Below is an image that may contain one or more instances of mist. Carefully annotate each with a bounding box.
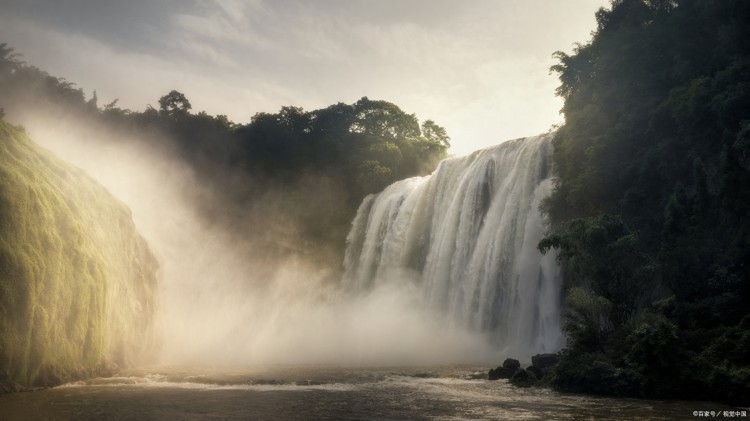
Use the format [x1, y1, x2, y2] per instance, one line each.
[17, 111, 501, 368]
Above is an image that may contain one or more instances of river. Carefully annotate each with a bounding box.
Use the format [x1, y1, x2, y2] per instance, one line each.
[0, 365, 725, 420]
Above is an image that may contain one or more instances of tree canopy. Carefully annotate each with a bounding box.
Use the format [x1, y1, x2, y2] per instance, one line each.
[158, 90, 192, 118]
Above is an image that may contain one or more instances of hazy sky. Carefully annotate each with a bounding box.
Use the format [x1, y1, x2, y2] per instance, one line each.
[0, 0, 608, 155]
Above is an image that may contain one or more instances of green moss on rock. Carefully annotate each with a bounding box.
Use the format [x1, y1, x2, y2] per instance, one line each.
[0, 120, 158, 387]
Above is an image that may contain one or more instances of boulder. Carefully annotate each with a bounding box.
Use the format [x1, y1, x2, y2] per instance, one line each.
[488, 358, 522, 380]
[531, 353, 559, 370]
[503, 358, 521, 371]
[526, 365, 544, 380]
[510, 368, 535, 387]
[0, 381, 23, 394]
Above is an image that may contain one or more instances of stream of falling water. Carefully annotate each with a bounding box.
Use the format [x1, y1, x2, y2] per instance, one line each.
[344, 134, 563, 357]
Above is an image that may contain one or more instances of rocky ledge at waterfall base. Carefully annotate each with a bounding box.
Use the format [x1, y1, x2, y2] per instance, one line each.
[488, 353, 559, 388]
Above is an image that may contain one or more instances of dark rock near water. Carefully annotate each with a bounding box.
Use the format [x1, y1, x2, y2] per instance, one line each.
[526, 365, 544, 380]
[490, 355, 558, 385]
[0, 371, 31, 394]
[0, 382, 23, 394]
[504, 358, 521, 371]
[488, 358, 521, 380]
[531, 353, 559, 370]
[510, 368, 536, 387]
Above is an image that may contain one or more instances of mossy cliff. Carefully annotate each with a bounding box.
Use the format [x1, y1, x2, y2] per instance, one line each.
[0, 120, 158, 387]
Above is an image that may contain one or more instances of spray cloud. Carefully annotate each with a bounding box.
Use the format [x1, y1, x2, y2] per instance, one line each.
[18, 111, 500, 367]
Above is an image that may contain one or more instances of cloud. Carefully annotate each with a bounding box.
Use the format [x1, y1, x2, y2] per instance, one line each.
[0, 0, 188, 54]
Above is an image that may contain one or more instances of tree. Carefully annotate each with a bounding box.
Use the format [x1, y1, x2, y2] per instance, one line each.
[351, 97, 420, 140]
[158, 90, 192, 118]
[421, 119, 450, 148]
[0, 43, 21, 76]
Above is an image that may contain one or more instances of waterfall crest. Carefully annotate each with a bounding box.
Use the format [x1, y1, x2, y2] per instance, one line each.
[343, 134, 563, 356]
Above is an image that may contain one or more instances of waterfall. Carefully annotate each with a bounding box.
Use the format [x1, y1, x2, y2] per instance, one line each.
[343, 134, 564, 356]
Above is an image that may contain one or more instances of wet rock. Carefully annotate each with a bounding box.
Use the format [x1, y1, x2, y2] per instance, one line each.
[488, 358, 521, 380]
[0, 371, 31, 394]
[0, 381, 23, 394]
[510, 368, 535, 387]
[526, 365, 544, 380]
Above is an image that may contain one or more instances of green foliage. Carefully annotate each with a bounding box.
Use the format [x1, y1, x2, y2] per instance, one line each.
[234, 97, 448, 191]
[550, 349, 633, 395]
[421, 119, 451, 149]
[561, 287, 614, 352]
[622, 312, 682, 397]
[356, 159, 392, 194]
[540, 214, 657, 328]
[542, 0, 750, 404]
[0, 121, 159, 387]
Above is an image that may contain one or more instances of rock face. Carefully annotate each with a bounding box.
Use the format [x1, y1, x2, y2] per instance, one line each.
[488, 358, 521, 380]
[0, 121, 159, 388]
[490, 355, 560, 386]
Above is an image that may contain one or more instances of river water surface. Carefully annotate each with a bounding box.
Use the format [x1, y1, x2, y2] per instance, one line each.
[0, 366, 728, 420]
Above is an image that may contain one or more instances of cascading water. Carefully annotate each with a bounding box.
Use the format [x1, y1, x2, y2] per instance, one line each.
[343, 134, 564, 356]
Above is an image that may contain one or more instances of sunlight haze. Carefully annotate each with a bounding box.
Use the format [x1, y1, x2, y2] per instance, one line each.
[0, 0, 607, 155]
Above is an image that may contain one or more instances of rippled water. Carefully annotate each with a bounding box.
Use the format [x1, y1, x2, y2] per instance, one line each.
[0, 366, 728, 420]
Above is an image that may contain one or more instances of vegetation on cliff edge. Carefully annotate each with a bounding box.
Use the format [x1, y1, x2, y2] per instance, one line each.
[541, 0, 750, 405]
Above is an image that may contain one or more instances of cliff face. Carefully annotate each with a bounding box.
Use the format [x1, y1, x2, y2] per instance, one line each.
[0, 121, 159, 387]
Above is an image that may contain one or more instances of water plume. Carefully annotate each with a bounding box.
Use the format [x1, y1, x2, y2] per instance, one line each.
[20, 115, 500, 367]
